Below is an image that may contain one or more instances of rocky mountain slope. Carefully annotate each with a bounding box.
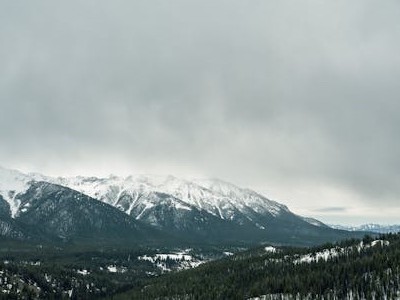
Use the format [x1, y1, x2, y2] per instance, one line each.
[54, 174, 361, 245]
[0, 166, 363, 246]
[0, 167, 170, 245]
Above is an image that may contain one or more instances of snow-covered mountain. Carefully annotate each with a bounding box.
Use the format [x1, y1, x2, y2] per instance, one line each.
[53, 174, 290, 229]
[330, 224, 400, 234]
[0, 167, 365, 246]
[49, 173, 367, 244]
[301, 217, 329, 228]
[0, 167, 42, 218]
[0, 167, 170, 244]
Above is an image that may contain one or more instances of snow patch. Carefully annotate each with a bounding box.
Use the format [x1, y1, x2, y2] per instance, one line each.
[265, 246, 276, 253]
[295, 248, 339, 264]
[77, 269, 90, 276]
[139, 253, 193, 262]
[106, 265, 127, 274]
[138, 252, 205, 271]
[136, 202, 155, 220]
[107, 265, 117, 273]
[371, 240, 390, 247]
[294, 240, 390, 264]
[174, 202, 192, 211]
[0, 167, 33, 218]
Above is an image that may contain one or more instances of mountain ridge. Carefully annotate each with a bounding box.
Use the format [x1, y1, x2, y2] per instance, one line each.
[330, 223, 400, 234]
[0, 166, 366, 246]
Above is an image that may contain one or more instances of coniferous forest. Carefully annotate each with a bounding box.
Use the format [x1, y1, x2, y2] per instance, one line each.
[115, 233, 400, 300]
[2, 0, 400, 299]
[1, 232, 400, 299]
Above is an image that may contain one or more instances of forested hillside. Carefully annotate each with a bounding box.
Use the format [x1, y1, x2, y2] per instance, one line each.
[116, 233, 400, 300]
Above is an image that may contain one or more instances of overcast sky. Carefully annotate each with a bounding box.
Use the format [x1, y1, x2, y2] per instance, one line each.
[1, 1, 400, 225]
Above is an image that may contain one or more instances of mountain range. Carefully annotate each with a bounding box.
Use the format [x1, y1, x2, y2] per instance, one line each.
[330, 223, 400, 234]
[0, 166, 363, 246]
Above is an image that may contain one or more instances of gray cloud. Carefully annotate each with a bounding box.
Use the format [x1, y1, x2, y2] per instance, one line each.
[314, 207, 347, 213]
[1, 0, 400, 223]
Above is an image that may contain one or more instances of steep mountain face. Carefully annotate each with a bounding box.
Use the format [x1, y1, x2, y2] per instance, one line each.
[0, 167, 37, 218]
[0, 167, 363, 246]
[55, 175, 292, 227]
[16, 182, 168, 243]
[53, 174, 361, 245]
[0, 168, 170, 245]
[0, 168, 34, 239]
[0, 196, 25, 239]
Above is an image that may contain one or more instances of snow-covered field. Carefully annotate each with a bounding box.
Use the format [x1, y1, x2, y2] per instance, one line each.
[138, 251, 206, 272]
[293, 240, 390, 264]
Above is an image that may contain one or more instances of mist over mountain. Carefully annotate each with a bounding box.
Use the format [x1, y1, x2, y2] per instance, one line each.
[1, 1, 399, 298]
[0, 166, 363, 246]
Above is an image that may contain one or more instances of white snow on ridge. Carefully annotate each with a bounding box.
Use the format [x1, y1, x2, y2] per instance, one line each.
[293, 240, 390, 264]
[0, 166, 292, 227]
[135, 202, 156, 220]
[0, 167, 58, 218]
[107, 265, 117, 273]
[138, 252, 205, 272]
[174, 202, 192, 211]
[265, 246, 276, 253]
[371, 240, 390, 247]
[0, 167, 34, 218]
[330, 223, 400, 234]
[295, 248, 339, 264]
[139, 253, 193, 262]
[194, 178, 288, 217]
[77, 269, 90, 276]
[52, 174, 289, 225]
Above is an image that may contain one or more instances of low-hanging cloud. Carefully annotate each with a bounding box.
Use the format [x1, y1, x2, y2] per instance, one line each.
[314, 207, 347, 213]
[1, 0, 400, 223]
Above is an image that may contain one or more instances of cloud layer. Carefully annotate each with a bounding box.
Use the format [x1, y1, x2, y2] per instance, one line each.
[1, 1, 400, 224]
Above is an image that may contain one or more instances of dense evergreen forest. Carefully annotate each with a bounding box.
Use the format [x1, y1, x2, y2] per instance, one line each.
[0, 242, 152, 299]
[0, 240, 233, 299]
[115, 233, 400, 300]
[1, 234, 399, 299]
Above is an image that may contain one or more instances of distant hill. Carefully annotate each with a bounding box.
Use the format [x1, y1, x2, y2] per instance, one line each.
[330, 223, 400, 234]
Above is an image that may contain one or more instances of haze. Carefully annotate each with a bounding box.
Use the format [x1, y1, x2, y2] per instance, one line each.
[1, 0, 399, 225]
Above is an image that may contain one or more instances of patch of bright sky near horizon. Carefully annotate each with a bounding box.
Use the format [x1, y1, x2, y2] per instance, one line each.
[1, 0, 400, 225]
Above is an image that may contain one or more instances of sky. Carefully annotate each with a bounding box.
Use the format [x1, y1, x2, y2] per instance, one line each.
[1, 1, 400, 225]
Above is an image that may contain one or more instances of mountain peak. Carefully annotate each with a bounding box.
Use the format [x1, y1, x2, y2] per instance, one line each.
[0, 167, 33, 218]
[0, 166, 362, 246]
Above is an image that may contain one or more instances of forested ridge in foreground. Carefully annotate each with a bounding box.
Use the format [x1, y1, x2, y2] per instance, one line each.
[1, 233, 399, 299]
[115, 233, 400, 300]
